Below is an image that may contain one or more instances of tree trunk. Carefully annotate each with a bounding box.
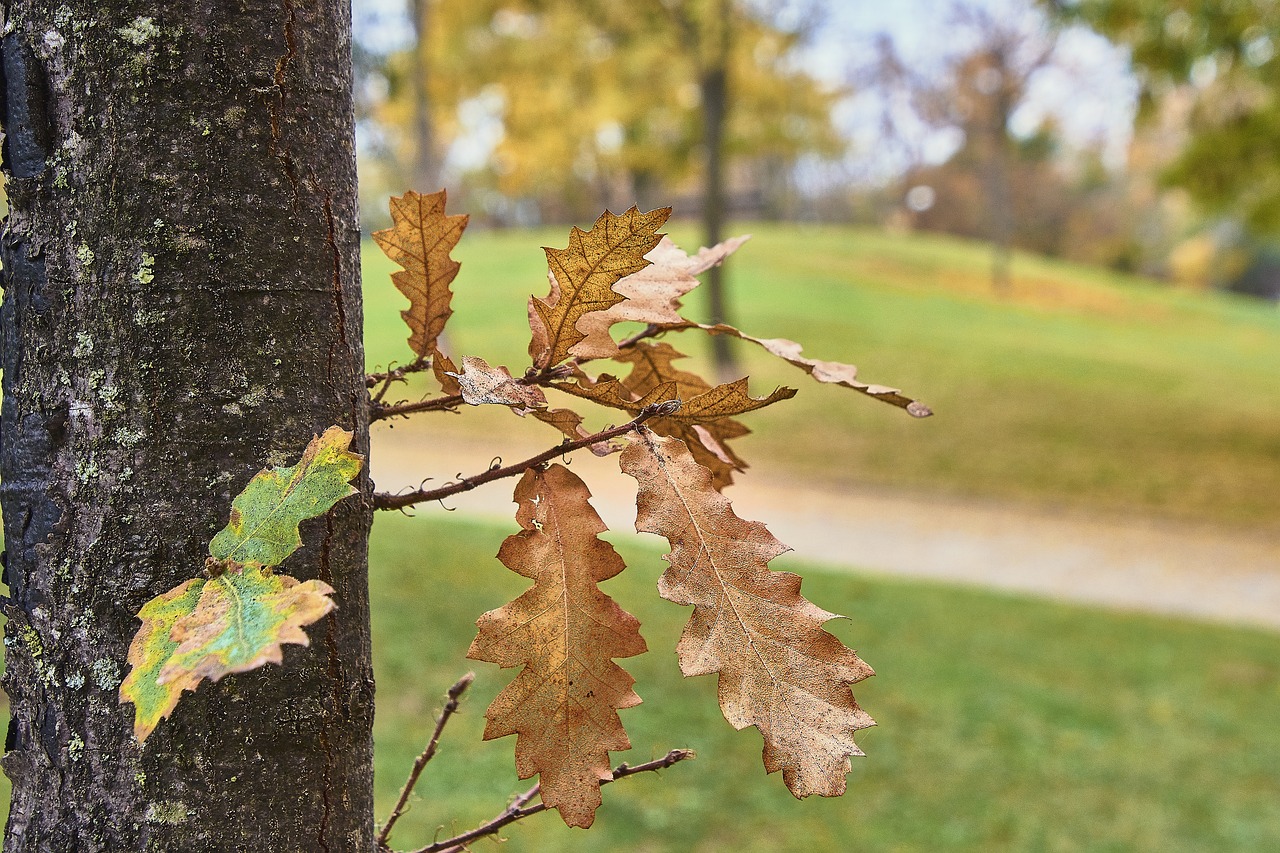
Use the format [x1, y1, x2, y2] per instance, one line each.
[700, 14, 737, 379]
[0, 2, 373, 850]
[410, 0, 438, 192]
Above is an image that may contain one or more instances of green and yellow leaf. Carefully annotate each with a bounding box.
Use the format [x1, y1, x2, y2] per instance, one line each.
[208, 426, 362, 568]
[119, 578, 207, 742]
[161, 567, 335, 686]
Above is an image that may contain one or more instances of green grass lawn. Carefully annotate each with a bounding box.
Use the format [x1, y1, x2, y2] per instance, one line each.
[370, 513, 1280, 852]
[361, 222, 1280, 532]
[1, 514, 1276, 850]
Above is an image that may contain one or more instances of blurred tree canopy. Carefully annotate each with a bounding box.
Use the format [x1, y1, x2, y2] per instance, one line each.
[360, 0, 843, 225]
[1047, 0, 1280, 232]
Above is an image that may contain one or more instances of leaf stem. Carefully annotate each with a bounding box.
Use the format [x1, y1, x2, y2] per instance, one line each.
[368, 326, 663, 423]
[376, 673, 475, 851]
[404, 750, 694, 853]
[371, 402, 678, 512]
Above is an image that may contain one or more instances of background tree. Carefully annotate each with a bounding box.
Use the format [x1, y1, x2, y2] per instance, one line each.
[859, 1, 1062, 292]
[358, 0, 841, 373]
[1046, 0, 1280, 233]
[0, 1, 372, 849]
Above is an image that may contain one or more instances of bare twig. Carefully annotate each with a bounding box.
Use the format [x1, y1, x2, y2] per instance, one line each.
[370, 392, 465, 421]
[376, 673, 476, 851]
[369, 329, 665, 423]
[371, 401, 678, 511]
[366, 357, 432, 391]
[406, 750, 695, 853]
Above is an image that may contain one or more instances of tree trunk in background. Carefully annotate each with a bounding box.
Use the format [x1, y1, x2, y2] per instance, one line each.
[0, 2, 373, 850]
[985, 91, 1014, 295]
[410, 0, 438, 192]
[701, 0, 737, 379]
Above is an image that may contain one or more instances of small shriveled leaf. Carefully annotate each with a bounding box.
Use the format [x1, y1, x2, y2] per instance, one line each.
[449, 356, 548, 409]
[667, 322, 931, 417]
[571, 235, 749, 360]
[468, 465, 647, 827]
[621, 430, 875, 798]
[432, 350, 463, 396]
[556, 344, 794, 488]
[531, 407, 619, 457]
[209, 427, 363, 568]
[372, 189, 469, 359]
[160, 567, 335, 687]
[529, 206, 670, 368]
[119, 579, 206, 742]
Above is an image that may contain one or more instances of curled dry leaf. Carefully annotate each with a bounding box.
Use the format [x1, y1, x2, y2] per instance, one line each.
[528, 206, 670, 368]
[621, 430, 875, 797]
[530, 407, 619, 457]
[372, 189, 469, 361]
[449, 356, 548, 409]
[555, 342, 794, 488]
[666, 322, 931, 417]
[570, 234, 750, 360]
[468, 465, 647, 828]
[432, 350, 463, 396]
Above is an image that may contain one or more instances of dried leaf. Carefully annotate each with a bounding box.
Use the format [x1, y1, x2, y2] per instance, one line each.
[530, 407, 619, 457]
[667, 322, 931, 417]
[432, 350, 463, 396]
[468, 465, 647, 827]
[571, 235, 750, 360]
[372, 189, 469, 359]
[556, 344, 795, 488]
[529, 206, 670, 368]
[621, 430, 875, 797]
[208, 426, 363, 569]
[119, 579, 206, 742]
[449, 355, 548, 409]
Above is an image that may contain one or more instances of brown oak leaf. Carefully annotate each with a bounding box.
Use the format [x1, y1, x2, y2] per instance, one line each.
[528, 206, 670, 368]
[372, 189, 469, 360]
[449, 356, 547, 409]
[556, 343, 794, 488]
[664, 322, 931, 416]
[570, 235, 750, 360]
[468, 465, 647, 827]
[621, 430, 875, 798]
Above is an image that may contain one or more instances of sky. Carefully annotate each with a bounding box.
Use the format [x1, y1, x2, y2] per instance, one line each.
[351, 0, 1140, 182]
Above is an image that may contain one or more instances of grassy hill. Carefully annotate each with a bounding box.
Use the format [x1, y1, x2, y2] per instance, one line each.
[362, 222, 1280, 532]
[369, 513, 1280, 852]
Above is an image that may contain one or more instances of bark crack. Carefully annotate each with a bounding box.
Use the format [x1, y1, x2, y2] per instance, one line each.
[315, 513, 341, 853]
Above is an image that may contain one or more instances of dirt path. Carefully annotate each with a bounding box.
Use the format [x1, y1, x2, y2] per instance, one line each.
[370, 424, 1280, 632]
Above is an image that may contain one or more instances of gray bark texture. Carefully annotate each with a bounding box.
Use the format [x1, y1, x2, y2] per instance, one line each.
[0, 1, 374, 850]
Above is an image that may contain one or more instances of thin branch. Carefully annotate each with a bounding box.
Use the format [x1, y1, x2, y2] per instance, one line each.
[376, 673, 476, 851]
[371, 402, 679, 512]
[371, 392, 464, 421]
[370, 328, 664, 423]
[366, 357, 431, 390]
[407, 750, 695, 853]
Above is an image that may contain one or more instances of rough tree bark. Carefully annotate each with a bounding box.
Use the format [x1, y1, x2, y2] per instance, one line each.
[0, 2, 373, 850]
